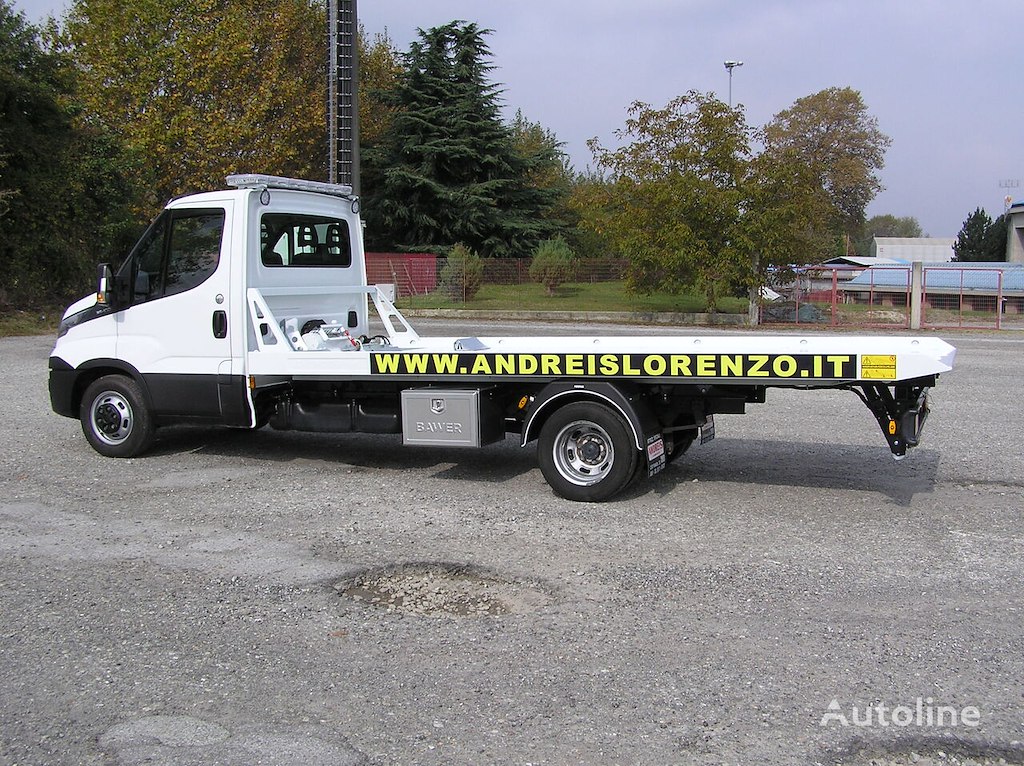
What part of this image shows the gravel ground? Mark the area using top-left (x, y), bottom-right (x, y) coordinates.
top-left (1, 321), bottom-right (1022, 766)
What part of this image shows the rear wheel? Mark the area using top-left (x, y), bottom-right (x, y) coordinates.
top-left (537, 402), bottom-right (639, 502)
top-left (80, 375), bottom-right (155, 457)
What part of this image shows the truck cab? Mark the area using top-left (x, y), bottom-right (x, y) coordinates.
top-left (50, 175), bottom-right (368, 448)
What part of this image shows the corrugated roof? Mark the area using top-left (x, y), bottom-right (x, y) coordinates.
top-left (842, 263), bottom-right (1024, 292)
top-left (821, 256), bottom-right (903, 267)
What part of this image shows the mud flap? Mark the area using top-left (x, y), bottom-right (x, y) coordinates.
top-left (645, 434), bottom-right (666, 477)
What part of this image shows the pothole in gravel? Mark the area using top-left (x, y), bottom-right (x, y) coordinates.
top-left (334, 563), bottom-right (550, 617)
top-left (832, 741), bottom-right (1024, 766)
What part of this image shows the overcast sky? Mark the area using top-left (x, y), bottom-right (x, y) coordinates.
top-left (13, 0), bottom-right (1022, 236)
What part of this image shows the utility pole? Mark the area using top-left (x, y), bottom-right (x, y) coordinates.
top-left (328, 0), bottom-right (360, 194)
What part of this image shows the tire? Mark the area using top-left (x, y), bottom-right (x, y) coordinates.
top-left (537, 401), bottom-right (639, 502)
top-left (80, 375), bottom-right (155, 458)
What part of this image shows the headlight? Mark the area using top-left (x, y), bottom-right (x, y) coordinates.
top-left (57, 306), bottom-right (104, 338)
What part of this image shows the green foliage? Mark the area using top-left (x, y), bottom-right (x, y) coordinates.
top-left (529, 238), bottom-right (575, 295)
top-left (763, 87), bottom-right (891, 239)
top-left (854, 214), bottom-right (923, 255)
top-left (984, 214), bottom-right (1008, 261)
top-left (439, 243), bottom-right (484, 302)
top-left (363, 22), bottom-right (564, 258)
top-left (62, 0), bottom-right (330, 204)
top-left (954, 208), bottom-right (1007, 262)
top-left (576, 87), bottom-right (892, 310)
top-left (740, 145), bottom-right (835, 273)
top-left (581, 92), bottom-right (754, 310)
top-left (0, 1), bottom-right (139, 307)
top-left (358, 26), bottom-right (404, 148)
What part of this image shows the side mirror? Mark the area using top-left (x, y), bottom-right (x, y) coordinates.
top-left (96, 263), bottom-right (114, 307)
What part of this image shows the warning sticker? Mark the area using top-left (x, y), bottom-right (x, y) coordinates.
top-left (860, 354), bottom-right (897, 380)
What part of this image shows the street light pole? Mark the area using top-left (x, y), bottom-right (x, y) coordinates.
top-left (724, 60), bottom-right (743, 107)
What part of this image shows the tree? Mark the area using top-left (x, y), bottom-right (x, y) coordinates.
top-left (763, 87), bottom-right (891, 241)
top-left (509, 110), bottom-right (571, 194)
top-left (954, 207), bottom-right (1006, 262)
top-left (739, 142), bottom-right (836, 280)
top-left (529, 237), bottom-right (575, 296)
top-left (0, 1), bottom-right (138, 307)
top-left (581, 92), bottom-right (753, 309)
top-left (854, 214), bottom-right (923, 256)
top-left (983, 213), bottom-right (1008, 261)
top-left (358, 26), bottom-right (404, 148)
top-left (439, 243), bottom-right (483, 302)
top-left (62, 0), bottom-right (329, 205)
top-left (362, 22), bottom-right (563, 257)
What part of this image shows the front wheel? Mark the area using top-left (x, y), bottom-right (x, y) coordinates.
top-left (80, 375), bottom-right (155, 457)
top-left (537, 402), bottom-right (639, 502)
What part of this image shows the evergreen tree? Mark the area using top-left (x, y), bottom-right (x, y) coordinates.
top-left (953, 207), bottom-right (1006, 262)
top-left (363, 22), bottom-right (562, 257)
top-left (982, 213), bottom-right (1008, 261)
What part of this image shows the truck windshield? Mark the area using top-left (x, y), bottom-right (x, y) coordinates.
top-left (260, 213), bottom-right (352, 267)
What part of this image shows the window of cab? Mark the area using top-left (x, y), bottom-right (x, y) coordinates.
top-left (260, 213), bottom-right (352, 267)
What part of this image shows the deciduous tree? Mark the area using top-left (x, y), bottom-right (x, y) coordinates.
top-left (358, 26), bottom-right (403, 147)
top-left (62, 0), bottom-right (329, 204)
top-left (581, 92), bottom-right (752, 309)
top-left (0, 1), bottom-right (138, 307)
top-left (763, 87), bottom-right (891, 239)
top-left (854, 213), bottom-right (923, 255)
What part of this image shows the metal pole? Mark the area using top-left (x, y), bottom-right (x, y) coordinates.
top-left (724, 60), bottom-right (743, 107)
top-left (328, 0), bottom-right (338, 184)
top-left (328, 0), bottom-right (360, 194)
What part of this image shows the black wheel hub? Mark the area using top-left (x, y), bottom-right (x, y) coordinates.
top-left (96, 403), bottom-right (123, 436)
top-left (577, 434), bottom-right (606, 464)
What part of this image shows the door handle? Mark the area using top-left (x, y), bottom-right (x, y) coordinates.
top-left (212, 310), bottom-right (228, 339)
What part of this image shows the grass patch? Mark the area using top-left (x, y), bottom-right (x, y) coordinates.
top-left (0, 307), bottom-right (61, 337)
top-left (399, 281), bottom-right (747, 314)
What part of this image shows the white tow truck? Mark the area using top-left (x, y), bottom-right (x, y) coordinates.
top-left (49, 175), bottom-right (957, 501)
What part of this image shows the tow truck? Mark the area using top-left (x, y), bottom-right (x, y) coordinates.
top-left (48, 175), bottom-right (957, 501)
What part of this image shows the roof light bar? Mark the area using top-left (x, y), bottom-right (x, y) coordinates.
top-left (226, 174), bottom-right (354, 198)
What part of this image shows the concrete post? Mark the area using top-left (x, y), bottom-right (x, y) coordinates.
top-left (909, 261), bottom-right (923, 330)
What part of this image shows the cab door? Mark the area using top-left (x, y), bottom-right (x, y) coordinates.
top-left (115, 201), bottom-right (248, 423)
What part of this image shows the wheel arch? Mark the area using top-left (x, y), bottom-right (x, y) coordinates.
top-left (69, 360), bottom-right (153, 421)
top-left (520, 381), bottom-right (654, 451)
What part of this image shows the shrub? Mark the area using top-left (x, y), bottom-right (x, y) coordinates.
top-left (529, 237), bottom-right (576, 296)
top-left (439, 244), bottom-right (484, 302)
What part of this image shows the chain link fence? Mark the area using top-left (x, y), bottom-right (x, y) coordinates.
top-left (367, 253), bottom-right (1024, 329)
top-left (762, 265), bottom-right (1024, 329)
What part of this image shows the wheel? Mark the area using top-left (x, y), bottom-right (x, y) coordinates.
top-left (79, 375), bottom-right (155, 457)
top-left (537, 401), bottom-right (639, 502)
